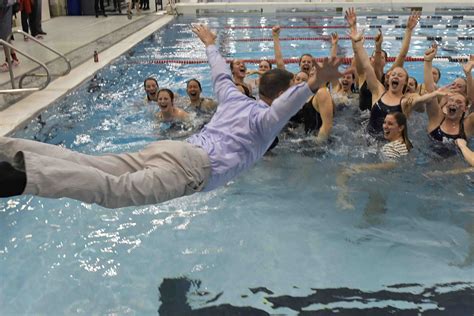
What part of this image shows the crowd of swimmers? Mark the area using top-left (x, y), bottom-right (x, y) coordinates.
top-left (139, 8), bottom-right (473, 168)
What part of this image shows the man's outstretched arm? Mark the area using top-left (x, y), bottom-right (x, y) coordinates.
top-left (192, 24), bottom-right (240, 105)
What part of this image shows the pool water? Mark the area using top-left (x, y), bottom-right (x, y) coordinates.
top-left (1, 15), bottom-right (474, 315)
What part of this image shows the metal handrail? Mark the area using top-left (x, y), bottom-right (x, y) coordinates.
top-left (12, 31), bottom-right (72, 88)
top-left (0, 40), bottom-right (50, 93)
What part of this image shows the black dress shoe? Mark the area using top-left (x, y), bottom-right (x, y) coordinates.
top-left (38, 31), bottom-right (47, 35)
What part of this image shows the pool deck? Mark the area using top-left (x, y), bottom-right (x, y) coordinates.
top-left (0, 11), bottom-right (173, 136)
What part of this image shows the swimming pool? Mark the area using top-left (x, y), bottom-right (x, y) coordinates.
top-left (1, 14), bottom-right (474, 314)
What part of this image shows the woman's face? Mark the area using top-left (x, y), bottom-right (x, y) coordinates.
top-left (443, 93), bottom-right (467, 120)
top-left (432, 68), bottom-right (440, 83)
top-left (388, 67), bottom-right (408, 93)
top-left (340, 73), bottom-right (354, 92)
top-left (157, 91), bottom-right (173, 114)
top-left (451, 78), bottom-right (467, 94)
top-left (186, 81), bottom-right (201, 99)
top-left (383, 114), bottom-right (403, 142)
top-left (258, 61), bottom-right (271, 73)
top-left (294, 71), bottom-right (309, 85)
top-left (299, 55), bottom-right (314, 74)
top-left (231, 59), bottom-right (247, 79)
top-left (145, 80), bottom-right (158, 101)
top-left (407, 77), bottom-right (417, 93)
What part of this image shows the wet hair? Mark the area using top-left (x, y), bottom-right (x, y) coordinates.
top-left (259, 60), bottom-right (273, 70)
top-left (299, 53), bottom-right (314, 66)
top-left (259, 68), bottom-right (294, 100)
top-left (186, 78), bottom-right (202, 91)
top-left (388, 112), bottom-right (413, 151)
top-left (371, 49), bottom-right (389, 60)
top-left (433, 66), bottom-right (441, 81)
top-left (157, 88), bottom-right (174, 103)
top-left (408, 76), bottom-right (418, 89)
top-left (143, 77), bottom-right (158, 88)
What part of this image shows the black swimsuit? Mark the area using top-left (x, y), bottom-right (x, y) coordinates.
top-left (429, 119), bottom-right (466, 142)
top-left (289, 96), bottom-right (323, 133)
top-left (429, 119), bottom-right (466, 158)
top-left (358, 74), bottom-right (386, 112)
top-left (367, 94), bottom-right (402, 137)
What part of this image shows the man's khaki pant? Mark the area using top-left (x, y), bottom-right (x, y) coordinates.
top-left (0, 137), bottom-right (211, 208)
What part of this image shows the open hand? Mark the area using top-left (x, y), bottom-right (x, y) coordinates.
top-left (192, 24), bottom-right (217, 47)
top-left (308, 57), bottom-right (343, 91)
top-left (406, 10), bottom-right (421, 30)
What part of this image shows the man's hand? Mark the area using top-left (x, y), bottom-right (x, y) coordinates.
top-left (192, 24), bottom-right (217, 47)
top-left (307, 57), bottom-right (343, 92)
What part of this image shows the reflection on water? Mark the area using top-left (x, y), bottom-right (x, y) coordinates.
top-left (158, 277), bottom-right (474, 315)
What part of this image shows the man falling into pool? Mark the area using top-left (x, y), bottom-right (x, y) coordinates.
top-left (0, 25), bottom-right (343, 208)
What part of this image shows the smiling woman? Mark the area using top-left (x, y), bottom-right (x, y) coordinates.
top-left (156, 88), bottom-right (190, 122)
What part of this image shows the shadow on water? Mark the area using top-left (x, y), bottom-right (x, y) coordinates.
top-left (158, 277), bottom-right (474, 315)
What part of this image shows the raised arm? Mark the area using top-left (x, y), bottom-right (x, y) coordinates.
top-left (329, 32), bottom-right (341, 90)
top-left (389, 11), bottom-right (420, 71)
top-left (349, 30), bottom-right (385, 104)
top-left (423, 45), bottom-right (444, 131)
top-left (462, 56), bottom-right (474, 104)
top-left (314, 88), bottom-right (334, 143)
top-left (373, 29), bottom-right (384, 81)
top-left (456, 139), bottom-right (474, 166)
top-left (272, 25), bottom-right (286, 70)
top-left (192, 24), bottom-right (239, 105)
top-left (345, 8), bottom-right (366, 85)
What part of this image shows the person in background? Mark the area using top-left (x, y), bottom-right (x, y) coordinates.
top-left (185, 78), bottom-right (217, 113)
top-left (31, 0), bottom-right (46, 36)
top-left (19, 0), bottom-right (33, 40)
top-left (95, 0), bottom-right (107, 17)
top-left (127, 0), bottom-right (141, 19)
top-left (336, 112), bottom-right (413, 211)
top-left (143, 77), bottom-right (159, 103)
top-left (0, 0), bottom-right (20, 72)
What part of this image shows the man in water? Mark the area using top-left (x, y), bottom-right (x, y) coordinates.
top-left (0, 25), bottom-right (343, 208)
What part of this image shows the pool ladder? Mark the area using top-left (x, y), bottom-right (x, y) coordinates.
top-left (0, 30), bottom-right (72, 94)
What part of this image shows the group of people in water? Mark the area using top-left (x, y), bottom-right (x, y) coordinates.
top-left (0, 9), bottom-right (472, 208)
top-left (142, 9), bottom-right (473, 168)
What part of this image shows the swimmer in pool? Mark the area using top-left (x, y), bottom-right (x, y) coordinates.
top-left (349, 26), bottom-right (442, 139)
top-left (0, 24), bottom-right (344, 208)
top-left (272, 25), bottom-right (316, 77)
top-left (336, 112), bottom-right (413, 211)
top-left (185, 78), bottom-right (217, 113)
top-left (347, 8), bottom-right (421, 112)
top-left (423, 46), bottom-right (474, 146)
top-left (155, 88), bottom-right (190, 123)
top-left (143, 77), bottom-right (159, 103)
top-left (245, 59), bottom-right (272, 97)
